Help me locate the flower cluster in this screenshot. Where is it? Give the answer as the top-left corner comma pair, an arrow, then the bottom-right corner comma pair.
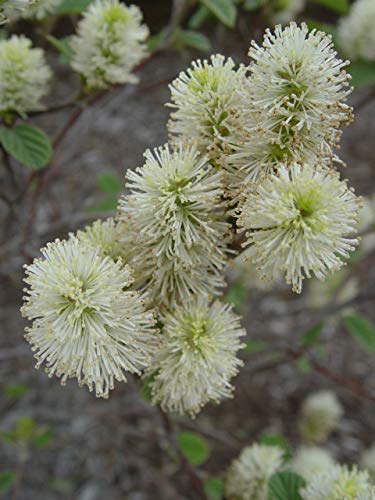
299,390 -> 343,444
167,55 -> 247,181
118,144 -> 231,306
71,0 -> 149,90
0,0 -> 34,24
291,446 -> 336,480
300,465 -> 374,500
22,237 -> 158,398
149,298 -> 245,416
224,444 -> 284,500
22,0 -> 62,19
0,35 -> 51,116
338,0 -> 375,62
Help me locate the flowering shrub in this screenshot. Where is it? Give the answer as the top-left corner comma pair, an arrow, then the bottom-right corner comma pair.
1,0 -> 375,498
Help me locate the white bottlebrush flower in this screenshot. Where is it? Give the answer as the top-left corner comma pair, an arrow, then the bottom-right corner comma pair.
299,391 -> 343,444
300,465 -> 374,500
228,22 -> 353,184
149,298 -> 245,417
22,0 -> 62,19
291,446 -> 336,481
338,0 -> 375,62
361,443 -> 375,482
0,35 -> 51,116
118,144 -> 231,306
167,55 -> 247,174
71,0 -> 149,90
21,237 -> 158,398
0,0 -> 34,24
224,444 -> 284,500
76,218 -> 129,262
237,162 -> 360,293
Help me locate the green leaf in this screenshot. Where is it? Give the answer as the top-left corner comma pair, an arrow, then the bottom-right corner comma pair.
97,173 -> 122,194
305,20 -> 337,41
243,0 -> 265,10
4,383 -> 30,399
0,125 -> 52,170
268,471 -> 306,500
343,314 -> 375,352
177,431 -> 210,466
295,357 -> 312,374
56,0 -> 94,14
224,283 -> 247,309
141,374 -> 156,403
0,471 -> 16,494
242,339 -> 266,354
15,417 -> 36,441
200,0 -> 237,28
179,30 -> 211,52
46,35 -> 74,64
89,197 -> 118,212
147,30 -> 166,52
349,61 -> 375,89
204,477 -> 224,500
311,0 -> 349,15
189,5 -> 211,29
260,434 -> 290,459
33,429 -> 54,449
301,323 -> 323,348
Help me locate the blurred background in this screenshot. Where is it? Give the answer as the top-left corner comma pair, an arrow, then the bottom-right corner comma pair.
0,0 -> 374,498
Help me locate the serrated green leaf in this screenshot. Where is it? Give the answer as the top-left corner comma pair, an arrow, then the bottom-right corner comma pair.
200,0 -> 237,28
4,383 -> 30,399
179,30 -> 211,52
56,0 -> 94,14
343,313 -> 375,352
311,0 -> 349,15
97,173 -> 122,194
301,323 -> 323,348
177,431 -> 210,466
0,471 -> 16,494
0,125 -> 52,170
349,61 -> 375,89
204,477 -> 224,500
268,471 -> 306,500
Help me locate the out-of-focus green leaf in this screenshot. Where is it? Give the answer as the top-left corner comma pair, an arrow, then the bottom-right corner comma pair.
343,313 -> 375,352
242,339 -> 266,354
260,434 -> 290,459
243,0 -> 264,10
189,5 -> 211,29
97,173 -> 122,194
179,30 -> 211,52
89,197 -> 118,212
305,20 -> 337,41
349,61 -> 375,89
295,357 -> 312,374
301,323 -> 323,348
15,417 -> 36,440
200,0 -> 237,28
4,383 -> 30,399
34,428 -> 54,449
0,125 -> 52,170
311,0 -> 349,15
204,477 -> 224,500
268,471 -> 306,500
56,0 -> 94,14
141,374 -> 157,403
177,431 -> 210,466
224,283 -> 247,309
46,35 -> 73,64
0,471 -> 16,494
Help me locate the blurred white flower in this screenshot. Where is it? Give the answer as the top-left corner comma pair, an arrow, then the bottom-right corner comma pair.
0,0 -> 34,24
224,444 -> 284,500
118,144 -> 231,306
22,0 -> 62,19
228,22 -> 353,184
237,162 -> 360,293
361,443 -> 375,482
291,446 -> 336,481
0,35 -> 51,116
149,298 -> 245,416
299,391 -> 343,444
167,54 -> 247,186
300,465 -> 374,499
22,237 -> 158,398
71,0 -> 148,90
338,0 -> 375,62
272,0 -> 306,24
